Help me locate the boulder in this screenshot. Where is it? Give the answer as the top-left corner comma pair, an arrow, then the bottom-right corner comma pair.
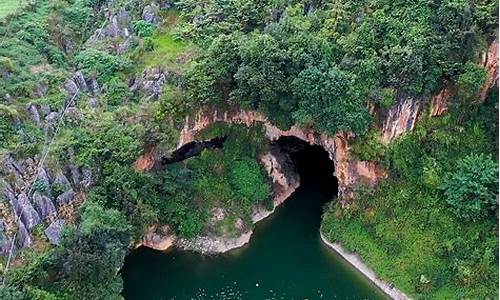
142,2 -> 160,24
63,78 -> 79,96
45,220 -> 66,245
73,71 -> 88,92
131,67 -> 171,100
33,192 -> 56,219
34,84 -> 48,98
52,173 -> 72,192
27,104 -> 41,126
14,193 -> 41,230
17,221 -> 32,249
56,189 -> 76,206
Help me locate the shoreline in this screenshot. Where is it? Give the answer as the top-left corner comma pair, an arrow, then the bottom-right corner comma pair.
319,232 -> 410,300
176,181 -> 299,254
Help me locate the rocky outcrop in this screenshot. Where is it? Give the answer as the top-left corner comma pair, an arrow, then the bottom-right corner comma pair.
141,225 -> 176,251
130,67 -> 174,101
33,192 -> 56,219
480,38 -> 499,101
86,8 -> 133,53
380,97 -> 421,144
0,155 -> 92,256
176,231 -> 253,254
253,147 -> 300,221
142,2 -> 160,24
430,84 -> 453,117
45,220 -> 66,245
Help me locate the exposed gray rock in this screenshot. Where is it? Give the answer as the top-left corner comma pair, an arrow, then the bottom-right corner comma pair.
17,221 -> 31,249
87,9 -> 132,45
81,168 -> 93,189
34,84 -> 48,98
33,192 -> 56,219
73,71 -> 88,92
56,189 -> 76,206
44,111 -> 59,135
14,193 -> 41,230
52,173 -> 71,192
88,97 -> 98,108
87,77 -> 99,94
27,104 -> 41,126
39,104 -> 51,117
131,67 -> 170,100
1,182 -> 18,207
142,2 -> 160,24
45,220 -> 66,245
63,78 -> 79,96
68,164 -> 81,189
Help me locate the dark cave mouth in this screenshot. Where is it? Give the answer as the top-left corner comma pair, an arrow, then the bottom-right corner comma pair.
162,134 -> 338,195
274,136 -> 338,193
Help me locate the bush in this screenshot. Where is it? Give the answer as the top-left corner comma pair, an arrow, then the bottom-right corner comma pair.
133,20 -> 156,37
442,154 -> 498,221
74,49 -> 132,82
229,157 -> 270,204
457,63 -> 488,101
103,77 -> 132,107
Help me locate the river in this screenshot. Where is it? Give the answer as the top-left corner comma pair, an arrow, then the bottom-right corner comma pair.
121,181 -> 387,300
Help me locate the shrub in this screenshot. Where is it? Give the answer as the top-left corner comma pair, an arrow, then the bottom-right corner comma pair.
442,154 -> 498,221
133,20 -> 156,37
229,157 -> 270,204
103,77 -> 132,107
74,49 -> 132,82
457,63 -> 488,101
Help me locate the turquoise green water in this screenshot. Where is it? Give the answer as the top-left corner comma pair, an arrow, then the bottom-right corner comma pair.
121,184 -> 387,300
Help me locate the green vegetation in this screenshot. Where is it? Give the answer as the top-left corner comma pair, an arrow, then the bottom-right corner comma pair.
0,0 -> 21,19
180,0 -> 497,133
0,0 -> 497,299
322,91 -> 499,299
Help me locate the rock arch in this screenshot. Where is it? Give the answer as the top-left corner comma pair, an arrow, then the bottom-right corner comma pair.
174,107 -> 387,202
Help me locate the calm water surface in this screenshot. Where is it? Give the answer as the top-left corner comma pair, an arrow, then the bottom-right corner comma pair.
121,183 -> 387,300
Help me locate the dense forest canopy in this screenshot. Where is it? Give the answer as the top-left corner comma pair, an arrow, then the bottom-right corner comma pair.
0,0 -> 497,299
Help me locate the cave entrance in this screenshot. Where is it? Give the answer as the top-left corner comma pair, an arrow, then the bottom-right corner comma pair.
275,136 -> 338,193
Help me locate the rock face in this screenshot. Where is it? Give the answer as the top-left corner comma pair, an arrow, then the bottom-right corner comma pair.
131,67 -> 172,101
86,9 -> 133,53
141,225 -> 176,251
0,155 -> 92,256
142,2 -> 160,24
430,85 -> 453,117
480,38 -> 499,101
380,97 -> 421,144
253,147 -> 300,221
45,220 -> 66,245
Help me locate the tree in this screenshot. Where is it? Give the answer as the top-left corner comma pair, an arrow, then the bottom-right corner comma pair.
229,157 -> 270,204
0,286 -> 25,300
55,202 -> 132,299
442,154 -> 498,221
457,62 -> 488,101
292,65 -> 371,134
